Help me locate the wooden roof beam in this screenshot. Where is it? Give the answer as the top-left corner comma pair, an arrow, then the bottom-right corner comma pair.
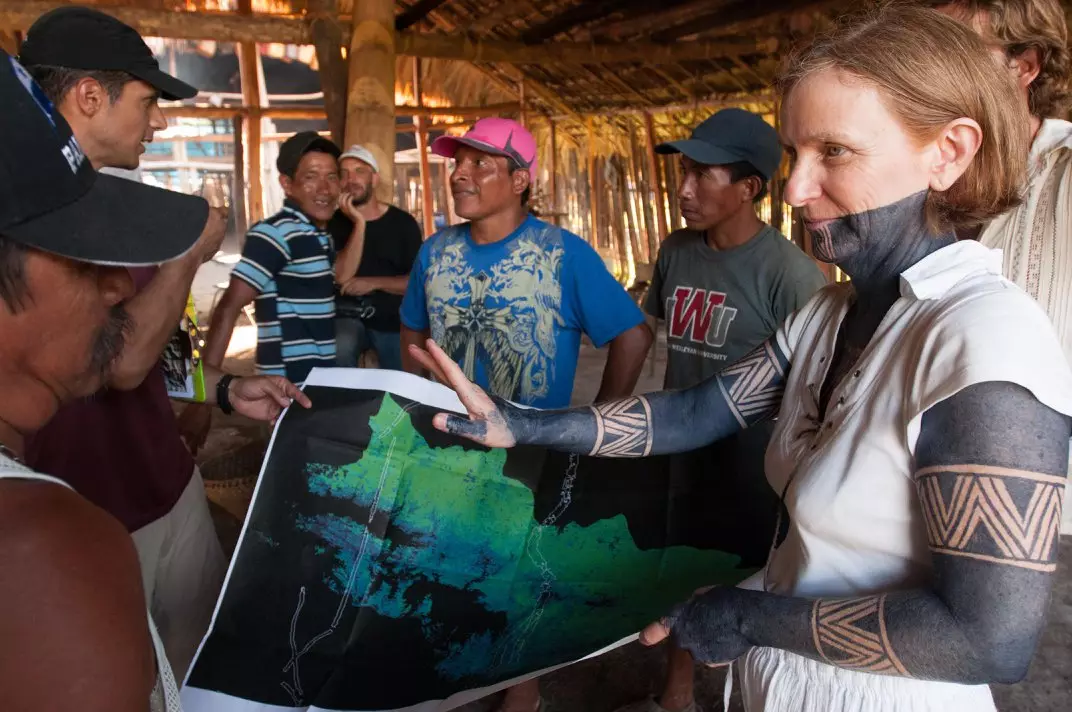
395,0 -> 454,32
0,2 -> 777,65
161,101 -> 521,120
651,0 -> 838,42
395,32 -> 777,65
591,0 -> 729,40
520,0 -> 647,44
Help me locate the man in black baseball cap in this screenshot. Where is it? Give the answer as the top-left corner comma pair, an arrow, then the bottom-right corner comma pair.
0,49 -> 205,269
617,108 -> 826,712
0,46 -> 202,708
0,49 -> 311,708
19,6 -> 195,170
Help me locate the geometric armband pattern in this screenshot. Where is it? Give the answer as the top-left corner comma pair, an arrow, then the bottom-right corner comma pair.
588,396 -> 653,458
914,464 -> 1064,573
812,595 -> 910,677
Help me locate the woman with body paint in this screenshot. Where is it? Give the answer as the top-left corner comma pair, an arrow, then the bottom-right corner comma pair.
409,6 -> 1072,711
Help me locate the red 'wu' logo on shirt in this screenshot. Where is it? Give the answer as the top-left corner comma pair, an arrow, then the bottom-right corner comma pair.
666,286 -> 738,348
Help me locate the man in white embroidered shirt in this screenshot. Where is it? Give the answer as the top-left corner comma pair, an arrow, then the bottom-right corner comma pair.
929,0 -> 1072,532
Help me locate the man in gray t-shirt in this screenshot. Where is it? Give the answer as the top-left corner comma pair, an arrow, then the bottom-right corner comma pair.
646,223 -> 826,388
621,109 -> 826,712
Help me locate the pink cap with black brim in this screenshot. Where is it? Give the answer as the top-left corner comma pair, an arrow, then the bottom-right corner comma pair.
431,117 -> 538,182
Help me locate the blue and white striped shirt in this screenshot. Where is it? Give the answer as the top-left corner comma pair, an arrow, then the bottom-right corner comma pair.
232,203 -> 336,383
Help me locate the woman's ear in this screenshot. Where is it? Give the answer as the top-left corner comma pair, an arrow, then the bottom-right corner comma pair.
929,117 -> 983,192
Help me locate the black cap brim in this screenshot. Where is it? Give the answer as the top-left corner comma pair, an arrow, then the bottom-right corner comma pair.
655,138 -> 753,168
129,65 -> 197,101
3,174 -> 208,266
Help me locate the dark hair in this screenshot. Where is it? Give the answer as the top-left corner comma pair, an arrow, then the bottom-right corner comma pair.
26,64 -> 132,104
724,161 -> 769,203
0,236 -> 29,313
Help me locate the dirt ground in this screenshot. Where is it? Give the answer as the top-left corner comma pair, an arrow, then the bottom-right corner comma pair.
192,332 -> 1072,712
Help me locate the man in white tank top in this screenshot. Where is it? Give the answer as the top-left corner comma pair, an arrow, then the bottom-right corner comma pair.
0,51 -> 306,711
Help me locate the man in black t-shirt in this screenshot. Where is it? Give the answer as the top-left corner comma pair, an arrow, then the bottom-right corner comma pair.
329,145 -> 423,370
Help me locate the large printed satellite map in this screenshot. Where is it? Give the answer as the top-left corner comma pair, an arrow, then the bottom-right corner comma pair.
184,371 -> 774,712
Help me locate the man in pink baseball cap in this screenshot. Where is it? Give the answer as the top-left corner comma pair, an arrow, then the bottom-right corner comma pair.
400,118 -> 654,709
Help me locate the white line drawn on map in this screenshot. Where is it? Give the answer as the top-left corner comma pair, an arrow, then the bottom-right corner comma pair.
281,401 -> 416,705
493,453 -> 579,669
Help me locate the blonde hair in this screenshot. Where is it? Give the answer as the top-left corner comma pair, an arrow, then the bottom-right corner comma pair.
920,0 -> 1070,118
776,4 -> 1030,230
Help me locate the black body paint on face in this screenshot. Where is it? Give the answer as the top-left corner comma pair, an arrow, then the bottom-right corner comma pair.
809,191 -> 953,285
810,191 -> 954,418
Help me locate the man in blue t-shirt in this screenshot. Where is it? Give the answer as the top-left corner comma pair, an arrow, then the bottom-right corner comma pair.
401,118 -> 652,412
400,118 -> 652,709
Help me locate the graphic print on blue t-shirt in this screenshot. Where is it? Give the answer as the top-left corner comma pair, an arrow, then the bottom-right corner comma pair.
401,216 -> 644,409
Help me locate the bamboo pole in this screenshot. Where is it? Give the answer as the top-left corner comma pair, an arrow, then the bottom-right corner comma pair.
412,59 -> 436,237
664,154 -> 682,231
308,0 -> 346,146
623,146 -> 647,265
441,162 -> 457,230
618,157 -> 643,279
237,0 -> 263,224
346,0 -> 396,204
231,114 -> 248,239
519,78 -> 528,129
630,121 -> 657,262
549,120 -> 559,226
611,161 -> 632,281
586,119 -> 600,248
643,112 -> 668,244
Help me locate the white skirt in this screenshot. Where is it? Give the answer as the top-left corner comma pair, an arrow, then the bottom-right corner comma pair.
740,647 -> 996,712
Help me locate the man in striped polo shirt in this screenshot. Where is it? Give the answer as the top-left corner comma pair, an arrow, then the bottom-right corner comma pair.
184,133 -> 343,448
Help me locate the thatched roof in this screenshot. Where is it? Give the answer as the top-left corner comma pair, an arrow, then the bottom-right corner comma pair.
1,0 -> 853,113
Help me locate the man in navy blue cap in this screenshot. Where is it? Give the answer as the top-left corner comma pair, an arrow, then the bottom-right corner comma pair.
619,108 -> 826,712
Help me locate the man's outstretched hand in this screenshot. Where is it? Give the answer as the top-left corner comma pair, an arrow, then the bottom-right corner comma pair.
406,339 -> 519,449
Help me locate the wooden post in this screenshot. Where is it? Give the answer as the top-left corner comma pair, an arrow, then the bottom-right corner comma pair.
519,78 -> 528,128
665,155 -> 682,230
231,114 -> 248,239
309,0 -> 347,147
643,111 -> 668,243
346,0 -> 396,205
412,59 -> 436,237
549,120 -> 559,225
621,153 -> 645,266
441,161 -> 456,231
587,119 -> 600,248
237,0 -> 264,223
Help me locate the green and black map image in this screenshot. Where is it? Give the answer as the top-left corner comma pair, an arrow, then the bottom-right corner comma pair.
185,377 -> 776,711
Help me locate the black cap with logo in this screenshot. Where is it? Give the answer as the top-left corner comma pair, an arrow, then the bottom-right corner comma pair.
656,108 -> 783,181
0,50 -> 207,265
276,131 -> 341,178
18,6 -> 197,101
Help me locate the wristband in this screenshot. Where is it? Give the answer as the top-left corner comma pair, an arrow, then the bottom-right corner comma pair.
217,374 -> 236,415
